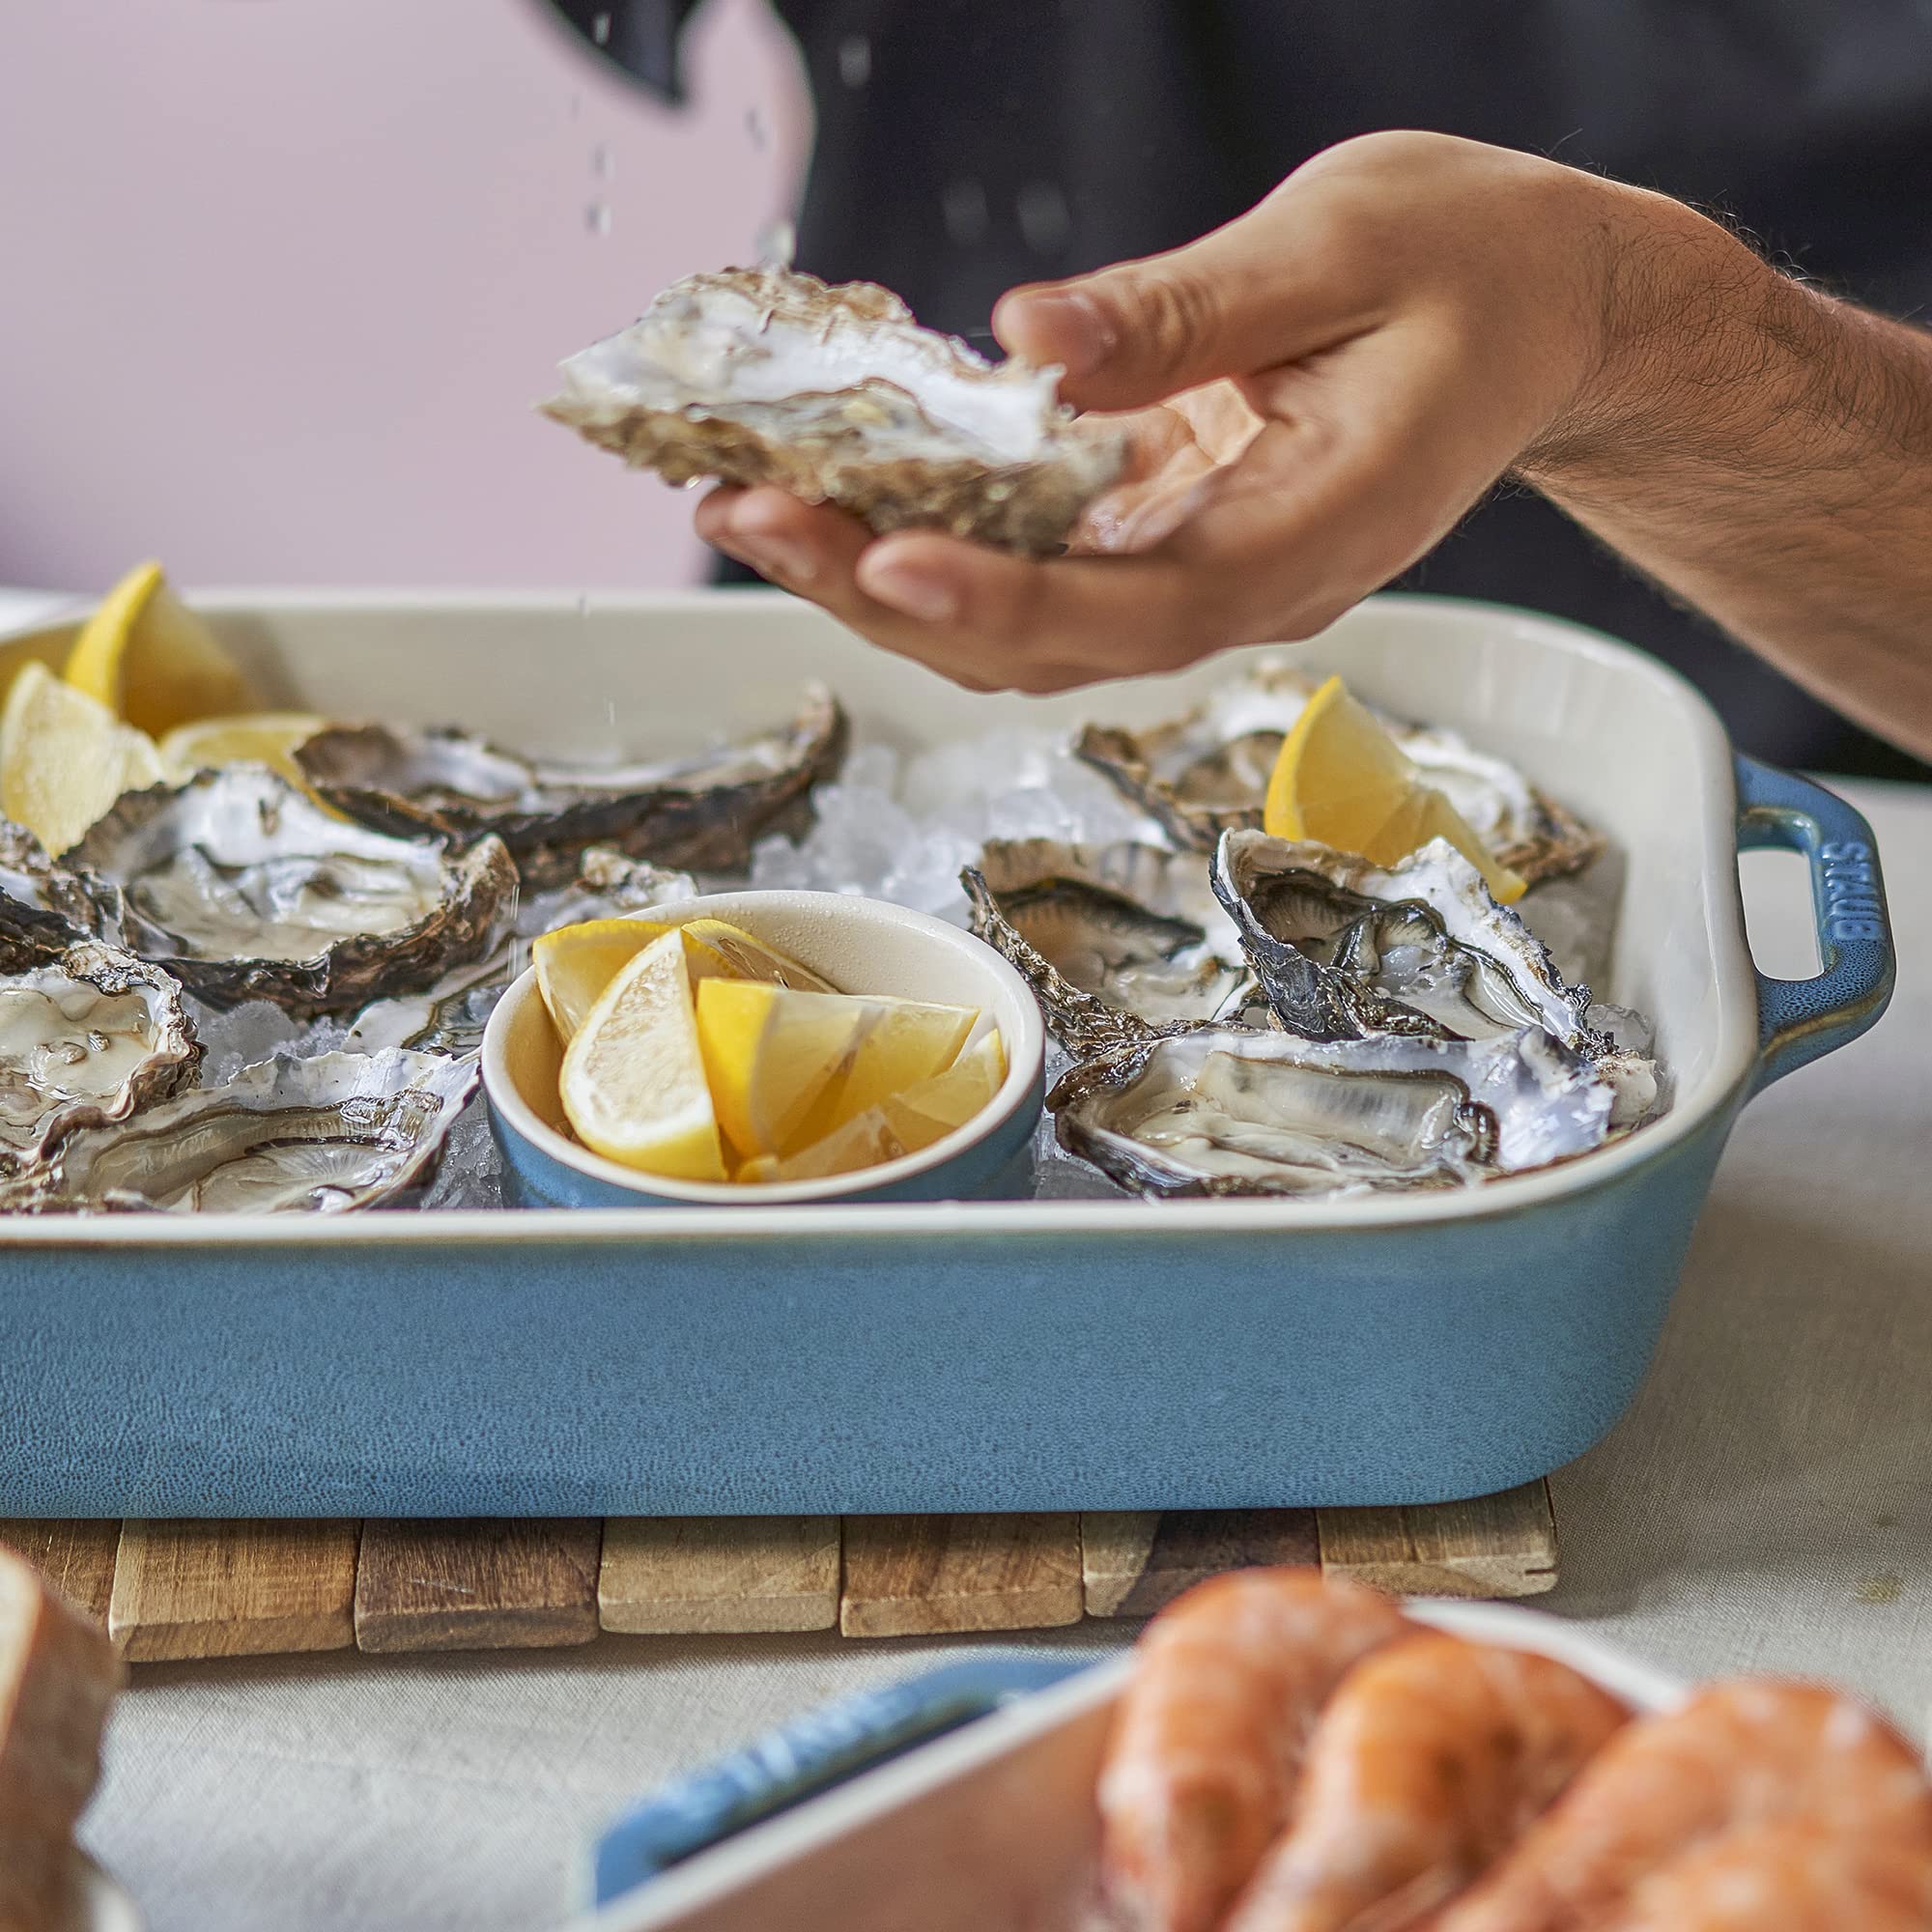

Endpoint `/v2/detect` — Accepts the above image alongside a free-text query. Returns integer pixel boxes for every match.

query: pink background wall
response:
[0,0,808,596]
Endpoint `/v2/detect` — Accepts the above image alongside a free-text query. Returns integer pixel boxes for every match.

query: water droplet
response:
[590,141,614,180]
[942,178,990,246]
[838,35,871,87]
[568,91,583,121]
[744,106,767,151]
[754,216,797,269]
[585,200,612,237]
[1016,181,1071,255]
[575,593,589,619]
[591,11,611,44]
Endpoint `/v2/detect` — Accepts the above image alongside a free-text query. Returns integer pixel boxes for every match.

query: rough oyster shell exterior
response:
[297,687,846,888]
[66,767,517,1014]
[1051,1023,1617,1201]
[1076,662,1602,883]
[961,838,1253,1058]
[1,1047,477,1214]
[541,270,1126,554]
[0,942,199,1178]
[0,822,118,967]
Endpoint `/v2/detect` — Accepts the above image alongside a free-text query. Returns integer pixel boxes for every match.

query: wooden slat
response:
[1316,1480,1558,1600]
[354,1519,601,1653]
[107,1520,359,1662]
[840,1514,1082,1638]
[1081,1508,1321,1618]
[0,1521,119,1626]
[599,1517,840,1634]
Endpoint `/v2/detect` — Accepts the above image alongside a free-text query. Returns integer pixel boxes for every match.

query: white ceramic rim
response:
[480,892,1048,1207]
[0,587,1762,1248]
[573,1600,1687,1930]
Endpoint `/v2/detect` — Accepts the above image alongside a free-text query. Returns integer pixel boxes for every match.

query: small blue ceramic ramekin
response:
[481,890,1047,1208]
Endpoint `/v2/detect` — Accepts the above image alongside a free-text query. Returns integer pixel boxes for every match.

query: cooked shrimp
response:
[1601,1823,1932,1931]
[1434,1678,1932,1930]
[1097,1569,1411,1932]
[1220,1633,1629,1932]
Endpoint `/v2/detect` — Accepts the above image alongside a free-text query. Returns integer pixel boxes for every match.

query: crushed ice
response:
[749,731,1158,921]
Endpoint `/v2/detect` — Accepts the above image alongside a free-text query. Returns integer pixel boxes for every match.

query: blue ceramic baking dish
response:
[0,590,1895,1517]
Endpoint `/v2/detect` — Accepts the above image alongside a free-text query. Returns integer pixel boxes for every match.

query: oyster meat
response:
[962,838,1253,1057]
[1076,662,1601,882]
[0,822,117,966]
[1,1048,477,1214]
[297,686,846,887]
[66,767,517,1014]
[1051,1024,1617,1201]
[0,943,198,1176]
[541,269,1126,554]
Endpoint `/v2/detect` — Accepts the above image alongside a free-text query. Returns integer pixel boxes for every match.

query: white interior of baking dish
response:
[0,589,1761,1242]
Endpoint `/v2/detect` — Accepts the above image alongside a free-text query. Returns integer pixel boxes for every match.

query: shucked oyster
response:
[0,822,117,966]
[1212,831,1658,1126]
[66,767,517,1014]
[0,943,198,1177]
[1212,831,1590,1044]
[0,1048,477,1214]
[342,848,699,1056]
[541,269,1126,554]
[297,687,846,888]
[1051,1024,1616,1201]
[962,838,1253,1057]
[1077,663,1601,883]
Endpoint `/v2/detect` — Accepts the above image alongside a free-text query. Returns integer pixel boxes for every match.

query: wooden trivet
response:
[0,1483,1556,1662]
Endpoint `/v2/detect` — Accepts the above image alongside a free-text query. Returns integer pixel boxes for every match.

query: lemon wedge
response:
[63,561,256,735]
[739,1110,907,1185]
[559,928,727,1180]
[0,662,165,855]
[535,919,682,1045]
[1264,674,1526,903]
[740,1027,1007,1184]
[696,980,873,1161]
[782,994,980,1152]
[882,1029,1006,1144]
[158,711,327,785]
[678,918,835,991]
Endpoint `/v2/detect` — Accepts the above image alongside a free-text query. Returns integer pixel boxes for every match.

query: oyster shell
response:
[961,838,1252,1057]
[66,767,517,1014]
[1212,830,1590,1043]
[1051,1024,1616,1201]
[537,847,698,925]
[0,822,117,966]
[343,847,699,1056]
[0,943,198,1176]
[541,269,1126,554]
[296,687,846,888]
[1212,831,1659,1127]
[0,1048,477,1214]
[1076,663,1601,882]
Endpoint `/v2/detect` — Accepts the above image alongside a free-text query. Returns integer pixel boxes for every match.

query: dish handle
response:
[588,1656,1084,1909]
[1734,754,1895,1095]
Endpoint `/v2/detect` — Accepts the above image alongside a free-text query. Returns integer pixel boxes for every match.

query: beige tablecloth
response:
[79,780,1932,1932]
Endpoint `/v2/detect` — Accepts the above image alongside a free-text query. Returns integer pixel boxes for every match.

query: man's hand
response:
[697,132,1623,692]
[696,130,1932,756]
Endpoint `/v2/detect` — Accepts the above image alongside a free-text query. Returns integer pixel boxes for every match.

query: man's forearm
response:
[1519,184,1932,760]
